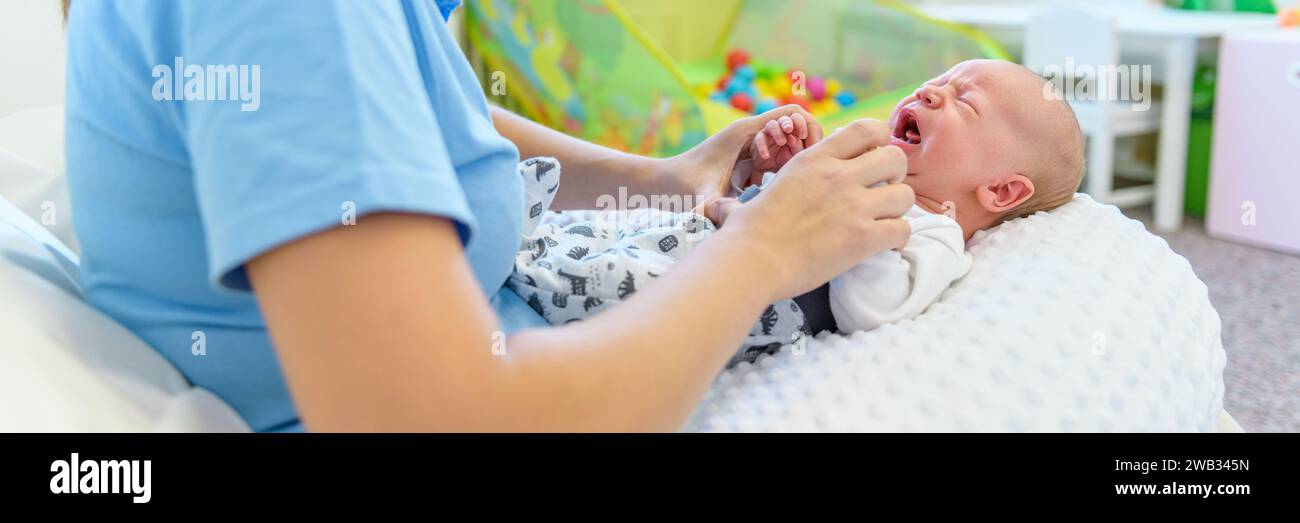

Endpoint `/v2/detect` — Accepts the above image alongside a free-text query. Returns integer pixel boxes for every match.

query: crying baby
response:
[507,59,1084,366]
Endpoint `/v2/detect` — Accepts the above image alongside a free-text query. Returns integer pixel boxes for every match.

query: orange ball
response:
[1280,8,1300,28]
[781,95,811,112]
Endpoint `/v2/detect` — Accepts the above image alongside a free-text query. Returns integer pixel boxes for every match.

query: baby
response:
[509,60,1084,364]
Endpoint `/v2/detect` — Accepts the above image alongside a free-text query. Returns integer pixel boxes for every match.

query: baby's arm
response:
[828,209,973,332]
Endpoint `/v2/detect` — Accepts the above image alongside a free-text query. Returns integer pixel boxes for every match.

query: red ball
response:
[726,49,750,72]
[781,94,811,112]
[730,92,754,112]
[716,73,731,91]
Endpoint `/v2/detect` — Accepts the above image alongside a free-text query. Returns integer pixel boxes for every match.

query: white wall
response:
[0,0,68,117]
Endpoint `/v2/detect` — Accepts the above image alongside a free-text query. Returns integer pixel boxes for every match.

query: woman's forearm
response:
[251,213,779,432]
[501,227,778,431]
[489,106,677,210]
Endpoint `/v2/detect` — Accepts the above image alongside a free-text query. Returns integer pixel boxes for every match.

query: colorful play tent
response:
[463,0,1009,157]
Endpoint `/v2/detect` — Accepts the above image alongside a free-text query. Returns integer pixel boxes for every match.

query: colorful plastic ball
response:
[826,78,843,95]
[769,76,793,98]
[716,74,731,91]
[726,49,751,72]
[709,91,729,104]
[730,92,754,112]
[807,76,827,102]
[781,95,811,112]
[734,65,757,83]
[754,99,778,114]
[754,62,780,81]
[726,77,750,97]
[834,90,856,107]
[1281,8,1300,28]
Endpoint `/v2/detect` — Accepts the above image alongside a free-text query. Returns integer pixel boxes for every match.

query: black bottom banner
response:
[2,434,1292,512]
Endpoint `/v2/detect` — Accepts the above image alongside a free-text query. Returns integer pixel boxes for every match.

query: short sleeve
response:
[178,0,474,291]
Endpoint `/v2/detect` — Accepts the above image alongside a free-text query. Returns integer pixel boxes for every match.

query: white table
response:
[916,3,1276,231]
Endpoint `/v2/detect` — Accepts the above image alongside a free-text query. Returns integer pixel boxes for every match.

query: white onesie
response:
[829,205,973,332]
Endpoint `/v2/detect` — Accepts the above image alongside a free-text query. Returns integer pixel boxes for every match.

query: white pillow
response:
[686,194,1227,432]
[0,194,248,432]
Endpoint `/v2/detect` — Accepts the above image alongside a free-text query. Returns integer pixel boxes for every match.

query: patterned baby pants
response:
[507,157,810,367]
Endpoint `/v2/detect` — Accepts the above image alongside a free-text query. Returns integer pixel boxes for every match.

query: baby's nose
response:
[915,85,943,109]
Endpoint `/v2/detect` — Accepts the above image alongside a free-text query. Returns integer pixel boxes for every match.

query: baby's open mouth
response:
[894,108,922,145]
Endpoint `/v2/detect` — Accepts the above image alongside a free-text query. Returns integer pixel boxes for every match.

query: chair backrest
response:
[1024,7,1119,101]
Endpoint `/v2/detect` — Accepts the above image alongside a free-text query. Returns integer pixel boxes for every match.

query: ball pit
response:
[706,48,858,116]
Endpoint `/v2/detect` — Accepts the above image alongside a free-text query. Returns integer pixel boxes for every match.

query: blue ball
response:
[754,99,778,114]
[734,65,757,82]
[726,77,749,96]
[834,90,856,107]
[709,91,729,103]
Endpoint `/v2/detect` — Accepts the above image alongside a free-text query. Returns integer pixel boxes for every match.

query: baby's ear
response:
[975,173,1034,214]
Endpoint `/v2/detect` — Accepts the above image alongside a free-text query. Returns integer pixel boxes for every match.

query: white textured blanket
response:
[685,194,1226,432]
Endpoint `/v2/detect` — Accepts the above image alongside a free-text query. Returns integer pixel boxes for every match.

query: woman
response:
[62,0,912,431]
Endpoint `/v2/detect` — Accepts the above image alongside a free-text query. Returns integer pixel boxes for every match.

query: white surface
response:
[0,105,77,252]
[916,2,1277,37]
[0,194,248,432]
[1023,8,1164,213]
[686,194,1228,432]
[917,2,1277,232]
[0,0,67,118]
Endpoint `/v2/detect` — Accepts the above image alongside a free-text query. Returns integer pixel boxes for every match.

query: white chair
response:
[1023,8,1163,208]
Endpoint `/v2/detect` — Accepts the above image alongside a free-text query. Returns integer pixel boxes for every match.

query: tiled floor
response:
[1127,206,1299,433]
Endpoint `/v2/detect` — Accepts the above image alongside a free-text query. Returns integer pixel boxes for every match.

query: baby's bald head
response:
[994,62,1085,221]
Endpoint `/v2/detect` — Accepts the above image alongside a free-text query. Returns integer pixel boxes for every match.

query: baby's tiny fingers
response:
[791,113,809,140]
[786,133,805,154]
[778,115,795,134]
[764,120,787,147]
[754,131,771,160]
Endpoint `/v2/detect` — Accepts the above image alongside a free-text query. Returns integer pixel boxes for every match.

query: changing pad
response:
[685,194,1226,432]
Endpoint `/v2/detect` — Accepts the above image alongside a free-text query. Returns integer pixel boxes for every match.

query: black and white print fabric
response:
[507,157,809,367]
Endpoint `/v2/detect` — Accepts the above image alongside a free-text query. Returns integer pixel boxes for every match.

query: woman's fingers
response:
[753,130,771,160]
[778,115,794,135]
[862,218,912,252]
[790,113,808,140]
[861,181,915,220]
[814,119,892,160]
[805,115,824,146]
[700,197,741,226]
[764,119,787,147]
[847,143,909,186]
[786,132,805,155]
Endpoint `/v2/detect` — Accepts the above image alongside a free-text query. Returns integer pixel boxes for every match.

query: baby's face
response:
[887,60,1043,213]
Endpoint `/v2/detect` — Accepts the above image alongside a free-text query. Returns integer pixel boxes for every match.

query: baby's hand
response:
[748,113,822,184]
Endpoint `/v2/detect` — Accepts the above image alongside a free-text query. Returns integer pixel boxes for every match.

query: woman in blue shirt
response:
[63,0,912,431]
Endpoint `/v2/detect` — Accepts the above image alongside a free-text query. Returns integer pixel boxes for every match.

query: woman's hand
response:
[656,105,823,200]
[702,119,915,302]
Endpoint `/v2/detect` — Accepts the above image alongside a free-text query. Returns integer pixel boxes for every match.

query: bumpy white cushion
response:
[685,194,1226,432]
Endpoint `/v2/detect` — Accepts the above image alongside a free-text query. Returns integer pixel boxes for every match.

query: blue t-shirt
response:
[65,0,546,432]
